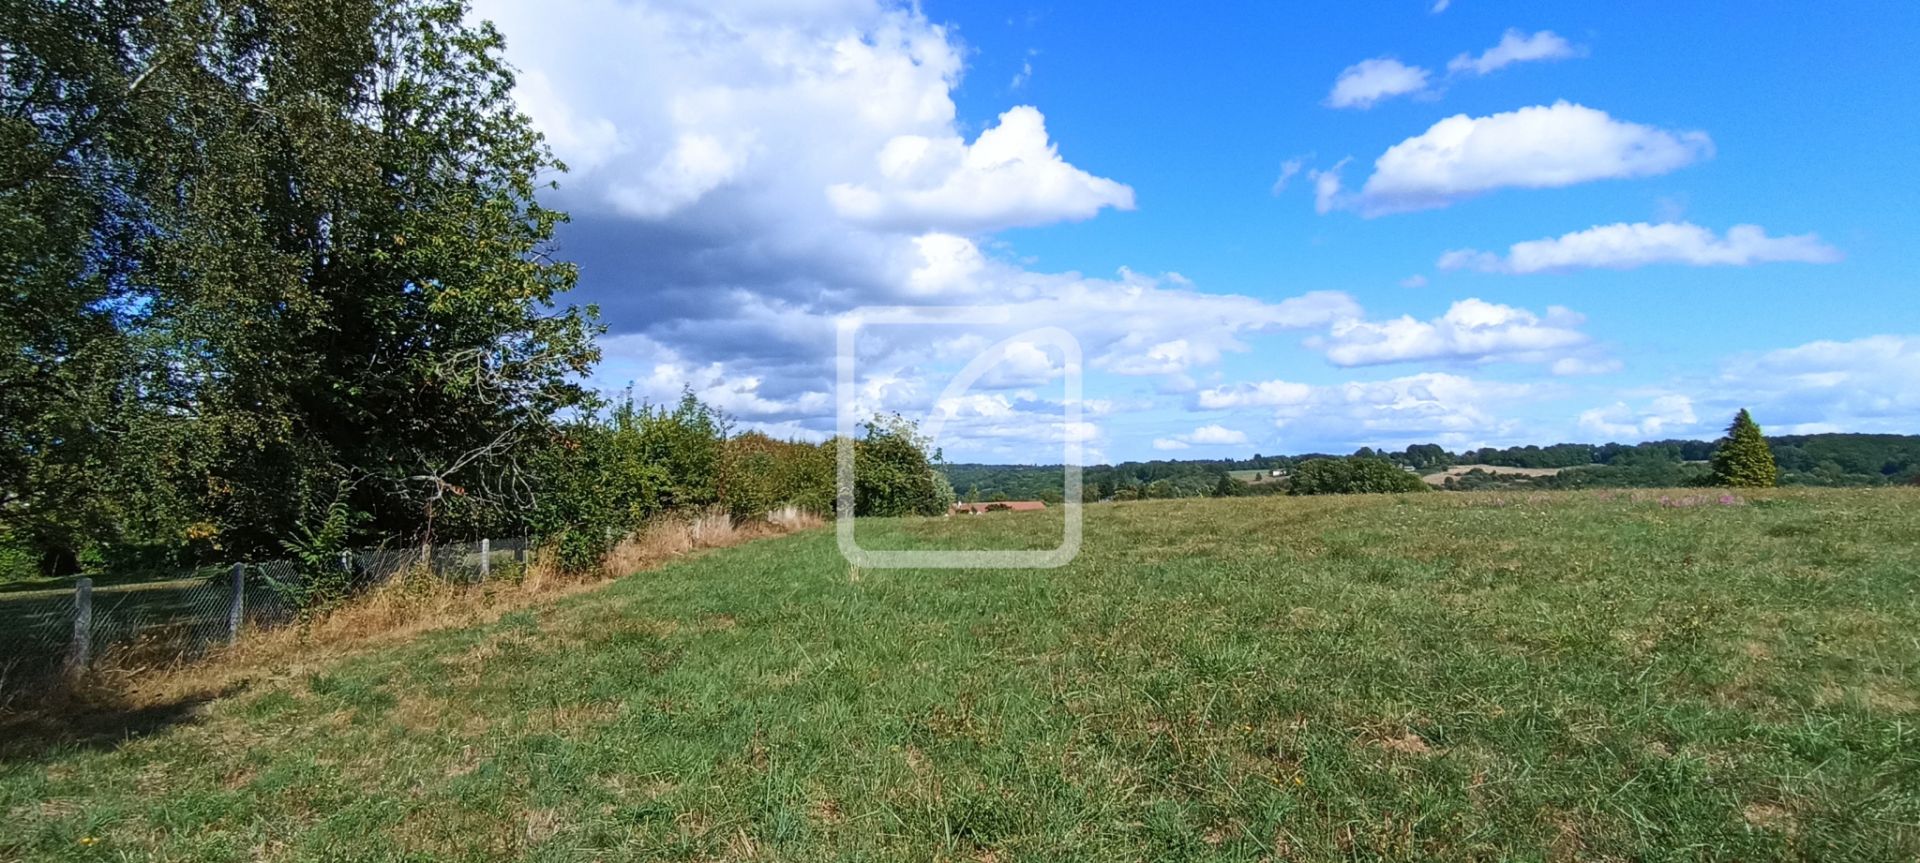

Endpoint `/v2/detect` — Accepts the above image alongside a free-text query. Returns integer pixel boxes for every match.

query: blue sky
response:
[474,0,1920,463]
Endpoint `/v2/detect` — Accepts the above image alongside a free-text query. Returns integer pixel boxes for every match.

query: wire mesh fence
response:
[0,536,539,700]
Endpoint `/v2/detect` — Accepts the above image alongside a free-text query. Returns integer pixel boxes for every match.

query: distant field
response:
[1421,464,1568,485]
[5,489,1919,860]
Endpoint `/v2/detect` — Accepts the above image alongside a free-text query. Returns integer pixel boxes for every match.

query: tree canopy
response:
[1287,458,1430,496]
[3,0,596,572]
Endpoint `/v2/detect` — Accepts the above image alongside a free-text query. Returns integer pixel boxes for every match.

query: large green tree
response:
[1,0,179,571]
[1710,409,1778,488]
[3,0,598,570]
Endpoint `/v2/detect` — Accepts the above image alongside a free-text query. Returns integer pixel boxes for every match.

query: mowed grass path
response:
[5,490,1919,861]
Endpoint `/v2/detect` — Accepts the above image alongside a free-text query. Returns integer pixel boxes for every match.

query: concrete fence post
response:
[64,577,92,677]
[479,538,491,580]
[228,563,246,644]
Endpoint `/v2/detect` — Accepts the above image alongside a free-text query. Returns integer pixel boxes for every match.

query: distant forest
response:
[943,434,1920,502]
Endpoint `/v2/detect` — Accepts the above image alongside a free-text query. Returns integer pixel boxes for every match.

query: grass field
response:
[4,489,1919,861]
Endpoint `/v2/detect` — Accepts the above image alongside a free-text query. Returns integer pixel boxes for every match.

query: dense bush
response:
[854,415,954,517]
[1288,458,1431,496]
[723,432,834,520]
[527,393,839,574]
[524,400,948,573]
[1458,443,1598,469]
[1213,474,1249,497]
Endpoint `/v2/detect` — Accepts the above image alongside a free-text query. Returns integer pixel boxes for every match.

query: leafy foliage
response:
[946,458,1301,503]
[530,393,731,574]
[854,415,953,517]
[523,396,944,573]
[1212,473,1247,497]
[723,432,834,521]
[2,0,597,572]
[1287,458,1431,496]
[268,486,367,616]
[1766,434,1920,485]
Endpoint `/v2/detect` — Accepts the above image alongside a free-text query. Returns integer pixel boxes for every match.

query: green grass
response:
[4,489,1919,861]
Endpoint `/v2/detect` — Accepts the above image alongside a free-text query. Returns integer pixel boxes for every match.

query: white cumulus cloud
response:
[1309,158,1350,214]
[1447,29,1584,77]
[1195,380,1316,410]
[828,106,1136,233]
[1188,424,1250,445]
[1578,395,1699,439]
[470,0,1188,457]
[1575,335,1920,443]
[1326,58,1432,109]
[1439,222,1843,274]
[1712,335,1920,432]
[1314,298,1590,367]
[1192,372,1546,450]
[1349,102,1712,214]
[1271,158,1305,194]
[1551,357,1624,376]
[1153,424,1251,451]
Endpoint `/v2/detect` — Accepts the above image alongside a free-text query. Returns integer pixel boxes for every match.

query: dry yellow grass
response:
[5,508,823,722]
[1420,464,1567,486]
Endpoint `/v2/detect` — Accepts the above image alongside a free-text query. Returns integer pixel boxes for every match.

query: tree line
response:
[944,421,1917,501]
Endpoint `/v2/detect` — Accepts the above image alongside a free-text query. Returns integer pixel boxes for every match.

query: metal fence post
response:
[228,563,246,644]
[64,577,92,677]
[479,538,490,580]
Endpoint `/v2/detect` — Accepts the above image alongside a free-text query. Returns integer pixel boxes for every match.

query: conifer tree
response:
[1710,409,1778,488]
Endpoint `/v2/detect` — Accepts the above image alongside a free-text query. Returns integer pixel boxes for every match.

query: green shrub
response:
[854,414,951,517]
[1287,458,1430,495]
[723,432,833,520]
[528,392,715,573]
[525,397,950,573]
[267,486,366,616]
